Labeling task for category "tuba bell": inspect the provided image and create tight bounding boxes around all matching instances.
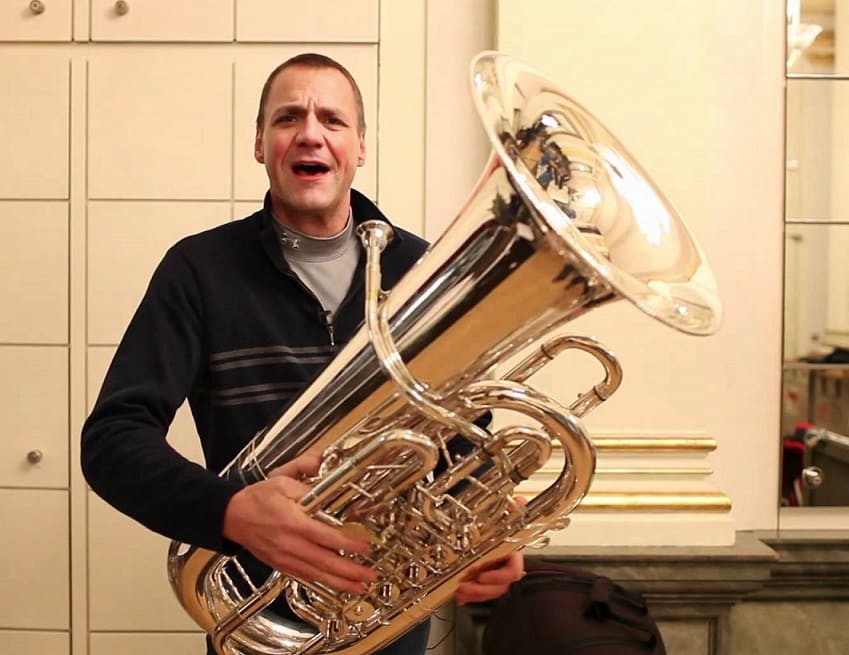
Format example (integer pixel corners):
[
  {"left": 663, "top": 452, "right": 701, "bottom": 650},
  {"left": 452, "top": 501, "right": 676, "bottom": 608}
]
[{"left": 167, "top": 51, "right": 721, "bottom": 655}]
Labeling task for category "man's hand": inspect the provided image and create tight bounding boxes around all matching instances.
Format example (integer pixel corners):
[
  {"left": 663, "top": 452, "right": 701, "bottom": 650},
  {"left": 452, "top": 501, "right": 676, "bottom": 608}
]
[
  {"left": 222, "top": 452, "right": 377, "bottom": 594},
  {"left": 455, "top": 495, "right": 528, "bottom": 606},
  {"left": 454, "top": 550, "right": 525, "bottom": 606}
]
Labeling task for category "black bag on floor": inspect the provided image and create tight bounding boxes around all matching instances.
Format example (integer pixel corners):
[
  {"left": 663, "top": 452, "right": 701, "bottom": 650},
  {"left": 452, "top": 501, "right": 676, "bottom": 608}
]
[{"left": 481, "top": 562, "right": 666, "bottom": 655}]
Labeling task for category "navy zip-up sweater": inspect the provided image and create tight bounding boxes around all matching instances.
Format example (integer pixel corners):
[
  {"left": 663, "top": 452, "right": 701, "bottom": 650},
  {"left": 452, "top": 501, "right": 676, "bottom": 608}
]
[{"left": 81, "top": 190, "right": 429, "bottom": 552}]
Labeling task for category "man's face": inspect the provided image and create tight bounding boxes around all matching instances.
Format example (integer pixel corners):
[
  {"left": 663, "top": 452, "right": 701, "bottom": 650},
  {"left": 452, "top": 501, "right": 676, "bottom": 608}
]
[{"left": 255, "top": 65, "right": 365, "bottom": 232}]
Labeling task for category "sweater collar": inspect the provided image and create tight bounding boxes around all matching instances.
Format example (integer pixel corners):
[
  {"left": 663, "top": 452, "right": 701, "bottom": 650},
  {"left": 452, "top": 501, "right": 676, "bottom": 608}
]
[{"left": 257, "top": 189, "right": 403, "bottom": 274}]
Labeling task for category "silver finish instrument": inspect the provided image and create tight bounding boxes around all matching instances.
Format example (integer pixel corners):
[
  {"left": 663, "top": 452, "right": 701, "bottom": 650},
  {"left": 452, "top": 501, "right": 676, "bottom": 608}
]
[{"left": 168, "top": 51, "right": 721, "bottom": 655}]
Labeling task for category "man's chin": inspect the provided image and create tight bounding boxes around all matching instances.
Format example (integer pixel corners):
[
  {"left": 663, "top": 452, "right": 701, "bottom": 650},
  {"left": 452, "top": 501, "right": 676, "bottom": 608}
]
[{"left": 272, "top": 195, "right": 348, "bottom": 230}]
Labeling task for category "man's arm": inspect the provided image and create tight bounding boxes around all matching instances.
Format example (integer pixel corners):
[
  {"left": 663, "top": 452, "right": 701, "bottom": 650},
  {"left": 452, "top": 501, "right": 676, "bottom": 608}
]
[{"left": 81, "top": 246, "right": 241, "bottom": 551}]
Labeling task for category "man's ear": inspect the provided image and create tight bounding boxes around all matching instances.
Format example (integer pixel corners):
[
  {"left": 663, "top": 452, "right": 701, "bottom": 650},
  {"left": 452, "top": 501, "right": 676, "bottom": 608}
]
[
  {"left": 357, "top": 135, "right": 366, "bottom": 167},
  {"left": 254, "top": 130, "right": 264, "bottom": 164}
]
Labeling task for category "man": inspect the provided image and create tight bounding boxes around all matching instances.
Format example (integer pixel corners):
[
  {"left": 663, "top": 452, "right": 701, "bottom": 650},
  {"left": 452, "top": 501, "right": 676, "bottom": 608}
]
[{"left": 81, "top": 53, "right": 523, "bottom": 655}]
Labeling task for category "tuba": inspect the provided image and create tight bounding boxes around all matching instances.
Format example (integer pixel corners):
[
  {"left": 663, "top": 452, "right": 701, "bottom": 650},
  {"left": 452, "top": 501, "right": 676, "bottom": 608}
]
[{"left": 168, "top": 51, "right": 721, "bottom": 655}]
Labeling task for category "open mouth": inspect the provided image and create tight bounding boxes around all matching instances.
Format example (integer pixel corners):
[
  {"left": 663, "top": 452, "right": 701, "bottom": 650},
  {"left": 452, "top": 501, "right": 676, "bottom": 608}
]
[{"left": 292, "top": 162, "right": 330, "bottom": 177}]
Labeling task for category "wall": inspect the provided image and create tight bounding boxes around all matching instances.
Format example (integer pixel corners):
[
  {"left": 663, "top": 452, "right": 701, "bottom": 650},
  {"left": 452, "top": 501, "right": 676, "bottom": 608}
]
[
  {"left": 493, "top": 0, "right": 786, "bottom": 535},
  {"left": 1, "top": 0, "right": 832, "bottom": 653}
]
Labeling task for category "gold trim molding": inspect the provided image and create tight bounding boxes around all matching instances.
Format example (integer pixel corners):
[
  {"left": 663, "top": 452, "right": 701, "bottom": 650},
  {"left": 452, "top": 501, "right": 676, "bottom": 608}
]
[
  {"left": 519, "top": 434, "right": 732, "bottom": 513},
  {"left": 579, "top": 491, "right": 732, "bottom": 512},
  {"left": 515, "top": 489, "right": 731, "bottom": 512},
  {"left": 551, "top": 435, "right": 718, "bottom": 453}
]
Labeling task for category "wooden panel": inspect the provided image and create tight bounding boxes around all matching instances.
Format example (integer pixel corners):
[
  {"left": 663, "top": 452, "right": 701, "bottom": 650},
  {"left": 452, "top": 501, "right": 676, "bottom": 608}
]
[
  {"left": 87, "top": 491, "right": 201, "bottom": 631},
  {"left": 0, "top": 202, "right": 68, "bottom": 343},
  {"left": 0, "top": 55, "right": 68, "bottom": 198},
  {"left": 236, "top": 0, "right": 378, "bottom": 42},
  {"left": 86, "top": 348, "right": 211, "bottom": 632},
  {"left": 0, "top": 0, "right": 72, "bottom": 41},
  {"left": 0, "top": 631, "right": 68, "bottom": 655},
  {"left": 88, "top": 51, "right": 232, "bottom": 200},
  {"left": 90, "top": 0, "right": 233, "bottom": 42},
  {"left": 86, "top": 201, "right": 231, "bottom": 344},
  {"left": 233, "top": 46, "right": 378, "bottom": 202},
  {"left": 0, "top": 489, "right": 69, "bottom": 629},
  {"left": 90, "top": 632, "right": 205, "bottom": 655},
  {"left": 233, "top": 201, "right": 260, "bottom": 220},
  {"left": 0, "top": 347, "right": 68, "bottom": 488}
]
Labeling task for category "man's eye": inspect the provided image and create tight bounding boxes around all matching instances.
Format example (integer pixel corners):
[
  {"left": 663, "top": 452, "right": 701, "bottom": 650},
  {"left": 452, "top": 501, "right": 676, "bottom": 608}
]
[
  {"left": 326, "top": 117, "right": 344, "bottom": 126},
  {"left": 277, "top": 115, "right": 297, "bottom": 123}
]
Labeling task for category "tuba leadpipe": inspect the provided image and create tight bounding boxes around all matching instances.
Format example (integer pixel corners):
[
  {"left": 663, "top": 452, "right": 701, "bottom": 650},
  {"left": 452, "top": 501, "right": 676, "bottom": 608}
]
[{"left": 167, "top": 51, "right": 721, "bottom": 655}]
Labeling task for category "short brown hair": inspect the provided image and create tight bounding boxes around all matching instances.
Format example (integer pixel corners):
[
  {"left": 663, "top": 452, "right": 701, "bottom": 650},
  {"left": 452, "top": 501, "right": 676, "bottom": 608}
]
[{"left": 255, "top": 53, "right": 366, "bottom": 134}]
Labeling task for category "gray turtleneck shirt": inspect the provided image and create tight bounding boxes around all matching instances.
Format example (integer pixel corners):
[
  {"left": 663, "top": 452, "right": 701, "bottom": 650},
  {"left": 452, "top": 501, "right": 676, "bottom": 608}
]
[{"left": 272, "top": 213, "right": 361, "bottom": 319}]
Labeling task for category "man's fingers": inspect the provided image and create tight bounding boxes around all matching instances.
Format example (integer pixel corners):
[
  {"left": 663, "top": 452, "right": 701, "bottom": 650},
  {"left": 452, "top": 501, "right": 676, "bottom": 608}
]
[
  {"left": 295, "top": 511, "right": 374, "bottom": 556},
  {"left": 259, "top": 529, "right": 377, "bottom": 590},
  {"left": 275, "top": 546, "right": 374, "bottom": 594},
  {"left": 455, "top": 551, "right": 524, "bottom": 605},
  {"left": 269, "top": 452, "right": 322, "bottom": 481},
  {"left": 473, "top": 565, "right": 520, "bottom": 586}
]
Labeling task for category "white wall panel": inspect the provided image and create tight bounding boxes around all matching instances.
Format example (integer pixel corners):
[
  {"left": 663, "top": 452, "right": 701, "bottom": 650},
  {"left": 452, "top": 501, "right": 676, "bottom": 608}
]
[
  {"left": 0, "top": 489, "right": 69, "bottom": 629},
  {"left": 87, "top": 201, "right": 231, "bottom": 344},
  {"left": 87, "top": 492, "right": 199, "bottom": 631},
  {"left": 0, "top": 346, "right": 68, "bottom": 488},
  {"left": 0, "top": 630, "right": 68, "bottom": 655},
  {"left": 87, "top": 346, "right": 205, "bottom": 631},
  {"left": 424, "top": 0, "right": 495, "bottom": 241},
  {"left": 90, "top": 632, "right": 204, "bottom": 655},
  {"left": 236, "top": 0, "right": 378, "bottom": 43},
  {"left": 89, "top": 0, "right": 233, "bottom": 42},
  {"left": 0, "top": 202, "right": 68, "bottom": 343},
  {"left": 0, "top": 0, "right": 71, "bottom": 41},
  {"left": 376, "top": 1, "right": 426, "bottom": 235},
  {"left": 0, "top": 55, "right": 69, "bottom": 198},
  {"left": 88, "top": 51, "right": 232, "bottom": 200},
  {"left": 496, "top": 0, "right": 785, "bottom": 532}
]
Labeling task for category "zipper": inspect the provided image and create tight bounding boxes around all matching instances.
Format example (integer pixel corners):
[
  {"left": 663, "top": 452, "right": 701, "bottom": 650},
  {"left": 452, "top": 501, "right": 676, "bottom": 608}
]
[
  {"left": 281, "top": 269, "right": 337, "bottom": 347},
  {"left": 321, "top": 244, "right": 371, "bottom": 348},
  {"left": 279, "top": 233, "right": 386, "bottom": 349},
  {"left": 319, "top": 310, "right": 336, "bottom": 347}
]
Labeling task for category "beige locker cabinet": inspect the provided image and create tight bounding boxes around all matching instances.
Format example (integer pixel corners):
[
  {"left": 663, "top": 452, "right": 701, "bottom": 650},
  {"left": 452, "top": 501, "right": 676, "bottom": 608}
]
[
  {"left": 235, "top": 0, "right": 378, "bottom": 43},
  {"left": 87, "top": 52, "right": 232, "bottom": 201},
  {"left": 89, "top": 632, "right": 205, "bottom": 655},
  {"left": 233, "top": 201, "right": 261, "bottom": 220},
  {"left": 0, "top": 489, "right": 69, "bottom": 630},
  {"left": 89, "top": 0, "right": 233, "bottom": 42},
  {"left": 0, "top": 202, "right": 68, "bottom": 344},
  {"left": 86, "top": 201, "right": 231, "bottom": 345},
  {"left": 86, "top": 346, "right": 205, "bottom": 631},
  {"left": 233, "top": 46, "right": 379, "bottom": 202},
  {"left": 0, "top": 0, "right": 72, "bottom": 41},
  {"left": 0, "top": 55, "right": 69, "bottom": 199},
  {"left": 0, "top": 630, "right": 68, "bottom": 655},
  {"left": 87, "top": 492, "right": 204, "bottom": 631},
  {"left": 0, "top": 346, "right": 68, "bottom": 488}
]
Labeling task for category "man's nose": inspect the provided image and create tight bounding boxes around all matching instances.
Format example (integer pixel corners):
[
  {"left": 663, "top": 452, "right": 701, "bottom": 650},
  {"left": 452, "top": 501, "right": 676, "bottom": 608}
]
[{"left": 296, "top": 114, "right": 323, "bottom": 145}]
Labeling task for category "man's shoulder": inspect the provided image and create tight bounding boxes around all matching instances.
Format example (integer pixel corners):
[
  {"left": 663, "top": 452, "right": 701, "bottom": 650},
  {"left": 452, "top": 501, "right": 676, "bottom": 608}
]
[
  {"left": 390, "top": 225, "right": 429, "bottom": 260},
  {"left": 170, "top": 208, "right": 264, "bottom": 255},
  {"left": 349, "top": 189, "right": 429, "bottom": 260}
]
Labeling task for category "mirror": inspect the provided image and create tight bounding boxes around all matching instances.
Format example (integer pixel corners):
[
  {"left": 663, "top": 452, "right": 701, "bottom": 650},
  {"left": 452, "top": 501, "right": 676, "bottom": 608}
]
[{"left": 781, "top": 0, "right": 849, "bottom": 508}]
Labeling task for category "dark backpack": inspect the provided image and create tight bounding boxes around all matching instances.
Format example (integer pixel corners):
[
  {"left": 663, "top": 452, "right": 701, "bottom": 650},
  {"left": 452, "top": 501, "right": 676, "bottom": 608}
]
[{"left": 481, "top": 562, "right": 666, "bottom": 655}]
